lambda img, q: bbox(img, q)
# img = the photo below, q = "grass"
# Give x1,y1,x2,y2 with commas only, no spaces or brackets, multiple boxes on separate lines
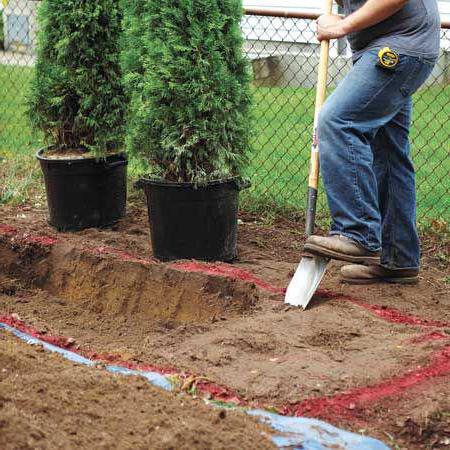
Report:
0,63,449,227
0,65,43,205
244,85,450,225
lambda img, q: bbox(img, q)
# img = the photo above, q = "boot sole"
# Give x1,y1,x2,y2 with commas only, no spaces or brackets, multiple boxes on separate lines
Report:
341,276,419,285
304,243,380,265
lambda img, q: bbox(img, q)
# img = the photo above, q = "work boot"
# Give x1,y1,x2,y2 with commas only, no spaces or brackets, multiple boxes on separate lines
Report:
341,264,419,284
304,235,380,265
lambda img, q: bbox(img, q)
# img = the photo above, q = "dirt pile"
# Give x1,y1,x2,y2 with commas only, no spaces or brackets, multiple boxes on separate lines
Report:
0,331,275,450
1,205,449,449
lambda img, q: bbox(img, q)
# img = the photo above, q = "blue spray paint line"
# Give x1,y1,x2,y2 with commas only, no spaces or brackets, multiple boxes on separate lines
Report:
1,322,390,450
106,365,173,391
248,410,390,450
0,323,173,391
0,323,95,366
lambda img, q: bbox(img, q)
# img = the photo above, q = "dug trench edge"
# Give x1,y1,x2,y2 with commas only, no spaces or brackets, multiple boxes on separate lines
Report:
1,224,450,425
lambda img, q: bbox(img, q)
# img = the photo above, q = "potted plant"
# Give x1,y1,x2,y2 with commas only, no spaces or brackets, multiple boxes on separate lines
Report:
124,0,251,262
28,0,127,231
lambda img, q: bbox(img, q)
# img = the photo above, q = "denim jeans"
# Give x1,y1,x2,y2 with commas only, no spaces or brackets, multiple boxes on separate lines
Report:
318,49,436,269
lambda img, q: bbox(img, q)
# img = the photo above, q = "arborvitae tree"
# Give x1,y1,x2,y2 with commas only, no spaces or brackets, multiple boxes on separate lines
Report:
28,0,126,156
121,1,146,82
124,0,251,183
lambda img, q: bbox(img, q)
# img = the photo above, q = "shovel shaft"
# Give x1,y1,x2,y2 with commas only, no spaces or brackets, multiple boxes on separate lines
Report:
305,187,318,236
305,0,333,237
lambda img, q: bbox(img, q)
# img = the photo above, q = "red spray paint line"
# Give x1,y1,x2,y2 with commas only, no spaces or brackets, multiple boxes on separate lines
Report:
194,380,243,405
0,314,177,375
0,314,87,350
0,225,284,295
22,234,59,246
409,331,449,344
0,314,246,406
170,261,286,294
0,224,18,235
94,246,154,266
3,313,450,422
282,345,450,421
2,229,450,418
170,261,340,301
0,225,58,246
191,255,450,329
16,231,450,330
343,297,450,328
0,225,151,265
1,226,449,331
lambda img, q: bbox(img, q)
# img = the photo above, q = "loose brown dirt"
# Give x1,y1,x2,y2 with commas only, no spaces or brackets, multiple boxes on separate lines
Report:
1,203,449,449
0,332,275,450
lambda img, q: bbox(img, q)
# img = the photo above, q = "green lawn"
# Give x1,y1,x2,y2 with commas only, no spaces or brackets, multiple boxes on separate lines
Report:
246,85,450,224
0,64,449,225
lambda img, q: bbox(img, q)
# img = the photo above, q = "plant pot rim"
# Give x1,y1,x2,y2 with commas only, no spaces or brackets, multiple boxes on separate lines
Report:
137,176,250,190
36,147,127,164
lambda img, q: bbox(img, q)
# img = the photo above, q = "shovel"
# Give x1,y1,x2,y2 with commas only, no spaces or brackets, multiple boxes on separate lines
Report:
284,0,333,309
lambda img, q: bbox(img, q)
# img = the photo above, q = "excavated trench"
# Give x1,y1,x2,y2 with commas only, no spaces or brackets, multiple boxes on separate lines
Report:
0,235,258,324
1,211,449,448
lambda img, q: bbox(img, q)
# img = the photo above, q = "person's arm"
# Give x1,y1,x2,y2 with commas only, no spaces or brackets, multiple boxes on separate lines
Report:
317,0,409,41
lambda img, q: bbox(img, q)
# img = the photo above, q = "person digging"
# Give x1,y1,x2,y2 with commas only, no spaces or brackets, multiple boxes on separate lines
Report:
304,0,441,284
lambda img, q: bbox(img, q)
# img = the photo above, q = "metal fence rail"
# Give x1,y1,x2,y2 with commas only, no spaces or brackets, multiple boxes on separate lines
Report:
0,4,448,225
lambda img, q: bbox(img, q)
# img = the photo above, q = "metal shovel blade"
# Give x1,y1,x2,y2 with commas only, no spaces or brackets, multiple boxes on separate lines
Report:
284,256,329,309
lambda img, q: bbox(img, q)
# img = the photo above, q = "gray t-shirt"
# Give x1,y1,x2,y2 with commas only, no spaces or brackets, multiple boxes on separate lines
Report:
343,0,441,59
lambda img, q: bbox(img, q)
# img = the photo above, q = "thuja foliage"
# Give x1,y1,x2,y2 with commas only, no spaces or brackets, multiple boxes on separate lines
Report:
124,0,252,183
121,1,146,82
28,0,126,156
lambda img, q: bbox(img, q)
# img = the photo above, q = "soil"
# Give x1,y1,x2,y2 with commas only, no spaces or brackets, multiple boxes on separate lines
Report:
0,332,275,450
40,148,97,160
1,202,449,449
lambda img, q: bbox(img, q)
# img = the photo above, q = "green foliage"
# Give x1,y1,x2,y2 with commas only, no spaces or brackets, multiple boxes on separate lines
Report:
28,0,126,156
121,1,146,84
123,0,252,183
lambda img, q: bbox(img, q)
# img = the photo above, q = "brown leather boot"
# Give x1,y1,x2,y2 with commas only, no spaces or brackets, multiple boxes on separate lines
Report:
304,235,380,265
341,264,419,284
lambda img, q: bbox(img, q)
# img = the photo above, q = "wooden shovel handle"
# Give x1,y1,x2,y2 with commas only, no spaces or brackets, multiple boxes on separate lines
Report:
305,0,334,236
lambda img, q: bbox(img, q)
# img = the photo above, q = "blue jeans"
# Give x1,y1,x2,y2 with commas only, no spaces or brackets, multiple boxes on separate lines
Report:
318,49,436,270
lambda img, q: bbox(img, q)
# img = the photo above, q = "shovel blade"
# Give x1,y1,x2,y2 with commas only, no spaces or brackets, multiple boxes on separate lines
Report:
284,256,329,309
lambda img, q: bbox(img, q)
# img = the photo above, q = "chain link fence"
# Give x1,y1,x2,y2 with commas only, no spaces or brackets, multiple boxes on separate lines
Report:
0,3,449,226
242,9,450,225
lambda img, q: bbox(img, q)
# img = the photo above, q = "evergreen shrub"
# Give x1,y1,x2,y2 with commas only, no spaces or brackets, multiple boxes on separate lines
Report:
28,0,126,157
123,0,252,183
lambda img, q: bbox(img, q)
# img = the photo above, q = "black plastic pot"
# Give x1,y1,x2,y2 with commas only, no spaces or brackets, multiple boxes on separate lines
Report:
138,178,249,262
37,149,127,231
